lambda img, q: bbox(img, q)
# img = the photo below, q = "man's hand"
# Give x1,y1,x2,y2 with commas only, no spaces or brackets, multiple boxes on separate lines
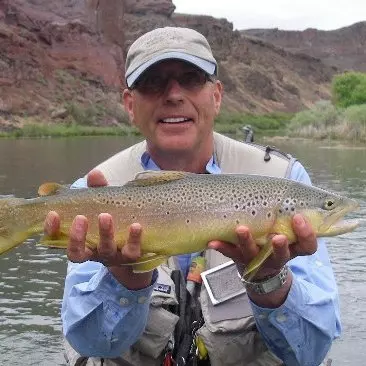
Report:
207,213,318,307
44,169,153,290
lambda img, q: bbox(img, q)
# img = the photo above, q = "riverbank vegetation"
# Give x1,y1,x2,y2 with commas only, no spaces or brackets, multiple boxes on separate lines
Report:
288,72,366,142
1,72,365,141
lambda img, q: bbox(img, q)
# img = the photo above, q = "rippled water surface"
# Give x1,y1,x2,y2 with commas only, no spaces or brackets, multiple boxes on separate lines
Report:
0,136,365,365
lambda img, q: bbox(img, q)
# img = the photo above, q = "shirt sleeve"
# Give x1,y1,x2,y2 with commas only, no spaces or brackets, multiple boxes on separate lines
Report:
62,261,158,357
249,161,341,366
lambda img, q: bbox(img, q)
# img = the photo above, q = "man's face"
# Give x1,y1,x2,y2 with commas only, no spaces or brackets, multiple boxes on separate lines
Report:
123,60,223,155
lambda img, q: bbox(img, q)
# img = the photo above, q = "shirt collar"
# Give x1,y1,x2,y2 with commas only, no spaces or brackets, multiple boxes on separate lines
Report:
140,151,221,174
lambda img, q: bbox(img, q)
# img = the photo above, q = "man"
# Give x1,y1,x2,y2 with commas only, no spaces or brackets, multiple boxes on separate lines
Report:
45,27,340,366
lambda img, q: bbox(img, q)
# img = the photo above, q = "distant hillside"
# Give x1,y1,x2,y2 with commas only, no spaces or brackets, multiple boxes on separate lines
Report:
0,0,346,131
242,21,366,72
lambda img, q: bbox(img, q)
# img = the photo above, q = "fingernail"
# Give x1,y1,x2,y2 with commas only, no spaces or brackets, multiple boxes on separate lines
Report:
294,215,305,227
46,215,54,229
276,238,287,248
74,216,85,239
130,223,141,235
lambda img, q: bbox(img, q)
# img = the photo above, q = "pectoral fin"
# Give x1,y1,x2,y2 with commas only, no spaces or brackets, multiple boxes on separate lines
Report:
38,183,70,196
119,253,168,273
40,229,69,248
243,242,274,280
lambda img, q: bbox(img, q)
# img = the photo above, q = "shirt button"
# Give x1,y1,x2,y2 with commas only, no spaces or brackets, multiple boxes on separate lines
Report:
137,296,148,304
258,313,267,319
276,313,287,323
119,297,129,306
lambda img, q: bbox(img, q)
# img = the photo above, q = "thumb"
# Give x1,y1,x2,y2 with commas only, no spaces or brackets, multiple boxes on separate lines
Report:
87,169,108,187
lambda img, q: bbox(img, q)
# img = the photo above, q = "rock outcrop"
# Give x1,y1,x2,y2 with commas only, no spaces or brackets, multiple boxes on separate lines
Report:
0,0,353,129
242,22,366,72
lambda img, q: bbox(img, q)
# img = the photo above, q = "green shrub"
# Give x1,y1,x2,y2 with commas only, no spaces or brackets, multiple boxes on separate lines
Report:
332,72,366,108
342,104,366,126
214,111,292,135
288,101,338,131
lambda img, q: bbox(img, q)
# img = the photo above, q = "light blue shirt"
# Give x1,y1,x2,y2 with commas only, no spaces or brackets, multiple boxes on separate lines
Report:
63,153,341,365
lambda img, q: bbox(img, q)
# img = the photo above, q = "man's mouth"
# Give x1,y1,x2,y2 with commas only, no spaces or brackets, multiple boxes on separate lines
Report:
159,117,192,124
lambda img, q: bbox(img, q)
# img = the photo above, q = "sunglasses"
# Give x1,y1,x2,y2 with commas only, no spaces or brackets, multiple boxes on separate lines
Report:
132,69,214,95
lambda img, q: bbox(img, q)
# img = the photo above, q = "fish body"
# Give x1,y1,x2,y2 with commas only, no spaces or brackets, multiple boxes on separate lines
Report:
0,171,359,277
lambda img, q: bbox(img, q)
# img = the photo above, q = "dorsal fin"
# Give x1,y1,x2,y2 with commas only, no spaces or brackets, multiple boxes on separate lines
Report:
38,182,64,196
125,170,190,187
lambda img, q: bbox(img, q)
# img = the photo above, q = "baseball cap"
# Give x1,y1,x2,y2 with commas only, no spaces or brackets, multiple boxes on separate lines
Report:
125,27,218,88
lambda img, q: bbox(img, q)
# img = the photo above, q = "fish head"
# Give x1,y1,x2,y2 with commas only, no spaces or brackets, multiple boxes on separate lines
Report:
304,193,359,236
284,183,360,237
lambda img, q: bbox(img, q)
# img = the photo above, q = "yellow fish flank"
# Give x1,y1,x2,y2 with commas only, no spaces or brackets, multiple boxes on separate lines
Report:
0,171,360,277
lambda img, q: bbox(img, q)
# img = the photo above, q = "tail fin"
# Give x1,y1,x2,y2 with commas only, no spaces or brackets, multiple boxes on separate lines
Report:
0,197,34,255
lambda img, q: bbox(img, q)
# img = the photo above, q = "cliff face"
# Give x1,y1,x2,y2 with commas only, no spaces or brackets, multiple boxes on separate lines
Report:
0,0,344,130
242,22,366,72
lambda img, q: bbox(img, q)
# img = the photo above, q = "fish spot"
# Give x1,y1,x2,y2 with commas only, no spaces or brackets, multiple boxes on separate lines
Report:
251,210,256,216
267,212,272,218
166,211,170,215
279,209,283,213
223,214,227,219
186,219,190,224
236,219,240,225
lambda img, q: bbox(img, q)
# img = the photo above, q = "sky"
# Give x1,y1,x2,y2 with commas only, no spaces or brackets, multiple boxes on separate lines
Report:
173,0,366,31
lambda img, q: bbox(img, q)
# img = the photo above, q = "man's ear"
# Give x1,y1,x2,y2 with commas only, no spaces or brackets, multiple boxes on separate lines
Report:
213,80,223,116
122,88,135,125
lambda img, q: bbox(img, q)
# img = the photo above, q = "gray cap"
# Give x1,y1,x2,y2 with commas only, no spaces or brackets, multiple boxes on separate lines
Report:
125,27,218,88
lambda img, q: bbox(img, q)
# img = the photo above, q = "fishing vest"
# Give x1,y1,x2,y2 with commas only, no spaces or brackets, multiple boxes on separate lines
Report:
64,132,296,366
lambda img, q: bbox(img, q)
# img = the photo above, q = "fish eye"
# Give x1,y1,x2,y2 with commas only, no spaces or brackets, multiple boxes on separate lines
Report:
323,199,336,210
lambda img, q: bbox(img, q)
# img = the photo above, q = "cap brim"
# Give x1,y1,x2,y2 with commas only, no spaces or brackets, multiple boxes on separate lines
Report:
126,52,217,88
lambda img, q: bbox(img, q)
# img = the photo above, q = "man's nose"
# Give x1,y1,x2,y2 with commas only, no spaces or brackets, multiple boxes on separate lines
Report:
163,78,184,102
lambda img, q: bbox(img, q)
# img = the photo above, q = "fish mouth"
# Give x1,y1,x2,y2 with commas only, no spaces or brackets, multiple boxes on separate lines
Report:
319,199,360,236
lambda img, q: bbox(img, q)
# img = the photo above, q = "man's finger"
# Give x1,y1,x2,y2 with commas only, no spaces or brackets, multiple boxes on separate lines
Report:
44,211,60,238
121,223,142,263
236,226,258,259
67,215,89,262
87,169,108,187
272,235,291,264
97,213,116,261
291,214,317,256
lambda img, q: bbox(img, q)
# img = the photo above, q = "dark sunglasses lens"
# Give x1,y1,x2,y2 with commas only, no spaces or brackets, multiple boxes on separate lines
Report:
178,71,207,89
135,70,210,94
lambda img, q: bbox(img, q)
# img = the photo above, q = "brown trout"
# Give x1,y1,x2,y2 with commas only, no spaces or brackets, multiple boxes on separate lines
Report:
0,171,359,277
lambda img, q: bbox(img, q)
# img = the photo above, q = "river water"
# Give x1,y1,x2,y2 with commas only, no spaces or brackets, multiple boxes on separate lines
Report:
0,136,365,365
